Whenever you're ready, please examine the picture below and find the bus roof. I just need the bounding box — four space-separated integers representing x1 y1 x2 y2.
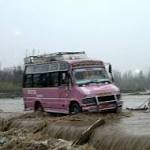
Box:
25 59 105 74
24 52 105 74
24 51 88 65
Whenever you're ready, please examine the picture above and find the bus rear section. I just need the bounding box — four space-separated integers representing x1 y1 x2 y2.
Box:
23 60 72 114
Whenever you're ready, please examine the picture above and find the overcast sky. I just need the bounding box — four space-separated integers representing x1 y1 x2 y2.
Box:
0 0 150 72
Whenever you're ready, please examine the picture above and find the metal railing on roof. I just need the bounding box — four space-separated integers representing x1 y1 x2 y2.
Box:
24 51 87 65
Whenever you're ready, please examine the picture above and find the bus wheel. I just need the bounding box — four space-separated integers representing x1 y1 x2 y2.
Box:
70 103 81 114
113 107 122 113
35 102 44 112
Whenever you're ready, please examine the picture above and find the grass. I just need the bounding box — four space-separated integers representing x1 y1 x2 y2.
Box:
0 81 22 98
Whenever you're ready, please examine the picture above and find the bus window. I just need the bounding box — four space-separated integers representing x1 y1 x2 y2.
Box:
24 74 33 88
49 72 59 87
59 72 68 86
33 74 41 87
33 73 49 87
40 73 49 87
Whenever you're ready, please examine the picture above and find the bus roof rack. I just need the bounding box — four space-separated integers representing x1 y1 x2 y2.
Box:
24 51 88 65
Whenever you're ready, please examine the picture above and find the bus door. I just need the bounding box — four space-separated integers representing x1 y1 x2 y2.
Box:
58 72 71 112
31 72 59 112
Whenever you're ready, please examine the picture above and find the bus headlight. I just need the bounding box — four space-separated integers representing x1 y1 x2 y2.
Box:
116 94 121 100
82 97 97 105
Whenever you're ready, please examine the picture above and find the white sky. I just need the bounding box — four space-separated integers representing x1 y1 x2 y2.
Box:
0 0 150 72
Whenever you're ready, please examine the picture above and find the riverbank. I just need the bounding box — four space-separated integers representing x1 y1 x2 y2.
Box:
0 80 22 99
0 110 150 150
0 93 21 99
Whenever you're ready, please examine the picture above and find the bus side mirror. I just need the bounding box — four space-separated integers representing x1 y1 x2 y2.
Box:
108 64 114 82
109 64 112 73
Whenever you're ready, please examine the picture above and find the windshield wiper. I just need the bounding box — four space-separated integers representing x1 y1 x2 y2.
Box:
78 79 111 86
79 81 93 85
91 79 111 84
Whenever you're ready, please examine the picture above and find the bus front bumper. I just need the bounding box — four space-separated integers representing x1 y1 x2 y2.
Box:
82 100 123 112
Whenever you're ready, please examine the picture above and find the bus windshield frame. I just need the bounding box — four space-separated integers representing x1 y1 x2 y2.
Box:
73 68 110 86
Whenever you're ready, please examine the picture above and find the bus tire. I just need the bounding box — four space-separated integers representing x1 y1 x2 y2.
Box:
113 106 122 113
69 102 81 114
34 101 44 112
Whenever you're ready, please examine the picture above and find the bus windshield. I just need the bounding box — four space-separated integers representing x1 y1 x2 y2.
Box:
74 68 110 85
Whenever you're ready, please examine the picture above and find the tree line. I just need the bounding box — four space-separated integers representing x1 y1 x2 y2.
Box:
113 70 150 93
0 66 23 95
0 66 150 95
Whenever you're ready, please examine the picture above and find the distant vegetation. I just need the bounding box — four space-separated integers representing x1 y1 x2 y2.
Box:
0 66 23 97
114 70 150 93
0 66 150 97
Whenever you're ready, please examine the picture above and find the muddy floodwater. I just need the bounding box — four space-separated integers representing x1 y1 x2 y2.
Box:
0 95 149 113
0 98 24 112
0 95 150 150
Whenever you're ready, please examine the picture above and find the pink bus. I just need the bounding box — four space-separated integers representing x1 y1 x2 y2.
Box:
23 52 123 114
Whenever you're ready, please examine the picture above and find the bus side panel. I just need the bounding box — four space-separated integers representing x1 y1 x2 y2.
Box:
23 88 70 114
38 88 69 114
23 88 36 111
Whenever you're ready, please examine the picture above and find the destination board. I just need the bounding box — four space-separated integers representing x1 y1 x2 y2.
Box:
72 61 104 69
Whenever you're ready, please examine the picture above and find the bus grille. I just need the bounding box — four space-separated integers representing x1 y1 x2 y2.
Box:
98 95 115 102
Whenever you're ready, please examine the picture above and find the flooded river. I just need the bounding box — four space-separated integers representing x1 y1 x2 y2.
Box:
0 97 24 112
1 95 150 136
0 95 149 112
0 95 150 150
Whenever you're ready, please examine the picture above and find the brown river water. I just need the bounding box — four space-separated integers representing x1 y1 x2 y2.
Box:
0 95 149 112
0 95 150 150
